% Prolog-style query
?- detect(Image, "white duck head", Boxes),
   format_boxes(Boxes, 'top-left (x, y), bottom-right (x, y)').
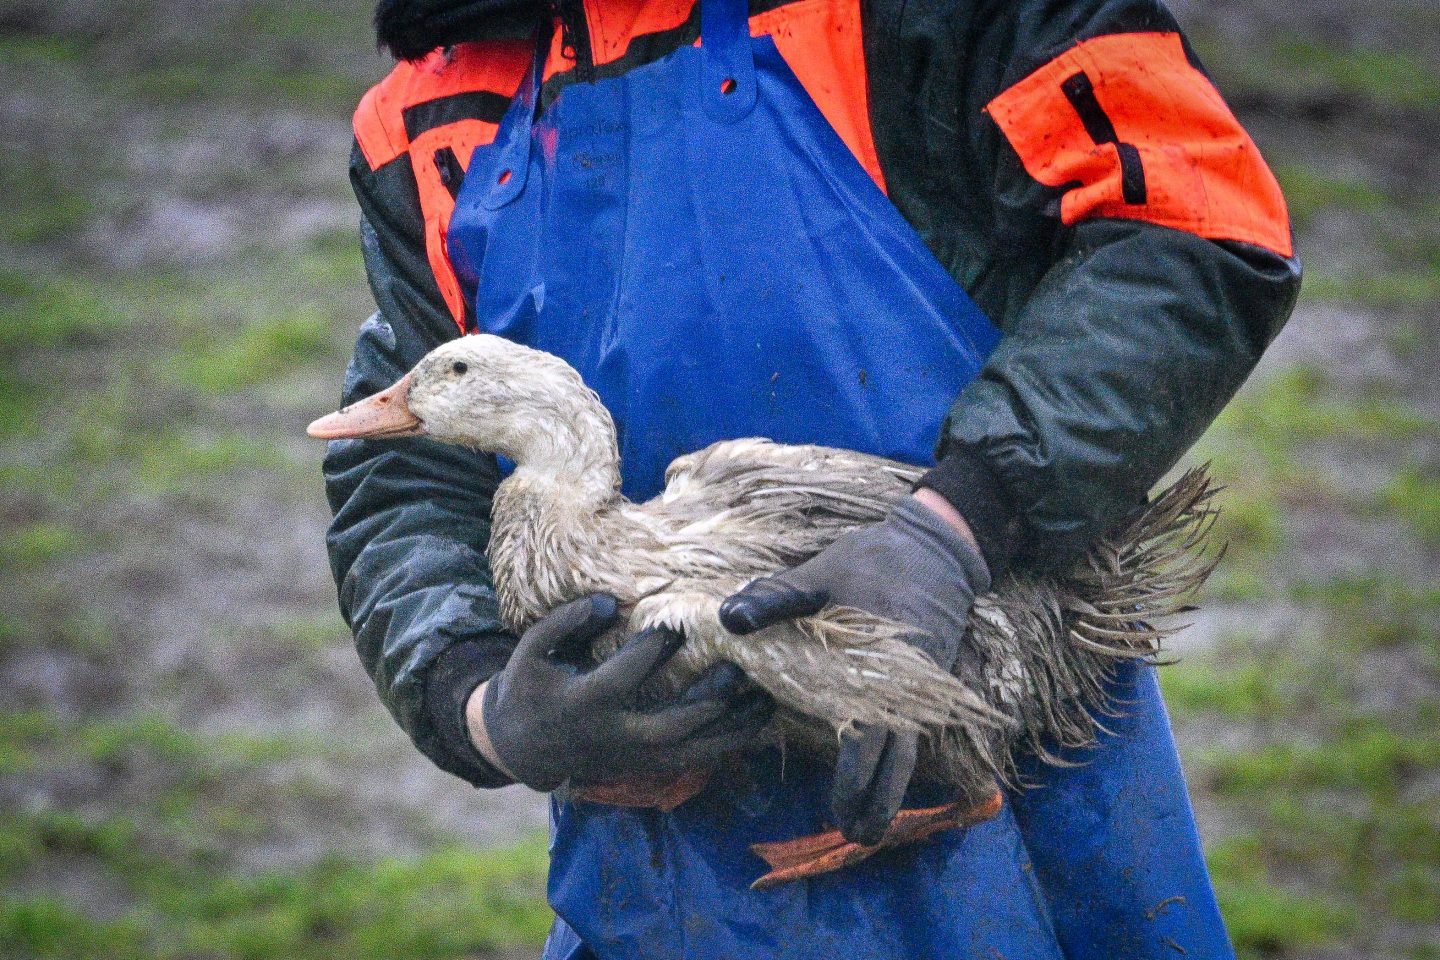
top-left (308, 335), bottom-right (621, 496)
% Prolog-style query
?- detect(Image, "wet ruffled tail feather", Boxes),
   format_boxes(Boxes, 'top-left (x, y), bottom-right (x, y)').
top-left (974, 466), bottom-right (1221, 783)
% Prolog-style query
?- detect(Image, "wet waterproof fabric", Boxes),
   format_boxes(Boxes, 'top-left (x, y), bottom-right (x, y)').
top-left (441, 0), bottom-right (1234, 954)
top-left (447, 8), bottom-right (999, 498)
top-left (328, 0), bottom-right (1304, 789)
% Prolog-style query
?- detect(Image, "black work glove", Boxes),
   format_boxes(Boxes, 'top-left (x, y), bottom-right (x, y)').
top-left (719, 496), bottom-right (990, 844)
top-left (482, 594), bottom-right (774, 792)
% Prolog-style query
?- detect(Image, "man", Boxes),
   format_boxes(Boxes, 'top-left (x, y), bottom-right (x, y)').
top-left (323, 0), bottom-right (1299, 956)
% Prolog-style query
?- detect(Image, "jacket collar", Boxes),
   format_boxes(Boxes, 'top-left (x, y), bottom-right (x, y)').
top-left (375, 0), bottom-right (546, 60)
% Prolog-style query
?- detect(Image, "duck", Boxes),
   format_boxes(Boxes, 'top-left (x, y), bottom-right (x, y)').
top-left (309, 334), bottom-right (1217, 887)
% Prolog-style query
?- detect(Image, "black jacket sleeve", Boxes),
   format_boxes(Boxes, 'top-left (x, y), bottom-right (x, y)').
top-left (930, 223), bottom-right (1299, 570)
top-left (323, 143), bottom-right (515, 787)
top-left (907, 0), bottom-right (1302, 571)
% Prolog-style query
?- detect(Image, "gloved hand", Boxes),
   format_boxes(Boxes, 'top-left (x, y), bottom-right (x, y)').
top-left (477, 594), bottom-right (774, 792)
top-left (719, 494), bottom-right (990, 844)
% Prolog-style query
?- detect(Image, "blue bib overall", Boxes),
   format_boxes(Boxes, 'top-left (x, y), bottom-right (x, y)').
top-left (446, 1), bottom-right (1234, 955)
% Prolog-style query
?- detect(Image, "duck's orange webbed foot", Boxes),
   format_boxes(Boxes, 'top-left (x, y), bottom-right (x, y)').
top-left (571, 767), bottom-right (712, 812)
top-left (748, 790), bottom-right (1004, 890)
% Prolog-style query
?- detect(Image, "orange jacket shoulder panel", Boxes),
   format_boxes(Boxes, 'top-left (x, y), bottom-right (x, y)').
top-left (353, 41), bottom-right (534, 170)
top-left (353, 41), bottom-right (535, 331)
top-left (986, 32), bottom-right (1292, 256)
top-left (751, 0), bottom-right (885, 192)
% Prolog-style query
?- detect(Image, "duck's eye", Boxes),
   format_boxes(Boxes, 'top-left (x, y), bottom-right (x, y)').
top-left (452, 361), bottom-right (468, 375)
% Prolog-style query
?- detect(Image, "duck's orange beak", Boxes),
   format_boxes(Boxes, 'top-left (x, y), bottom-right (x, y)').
top-left (306, 372), bottom-right (426, 440)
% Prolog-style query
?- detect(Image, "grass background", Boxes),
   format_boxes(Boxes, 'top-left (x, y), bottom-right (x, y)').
top-left (0, 0), bottom-right (1435, 957)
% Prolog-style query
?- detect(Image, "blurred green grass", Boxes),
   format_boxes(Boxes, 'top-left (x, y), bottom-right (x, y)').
top-left (0, 237), bottom-right (361, 501)
top-left (1193, 27), bottom-right (1440, 113)
top-left (1, 2), bottom-right (1437, 958)
top-left (0, 709), bottom-right (554, 958)
top-left (1172, 355), bottom-right (1438, 957)
top-left (1268, 42), bottom-right (1440, 110)
top-left (1, 838), bottom-right (552, 960)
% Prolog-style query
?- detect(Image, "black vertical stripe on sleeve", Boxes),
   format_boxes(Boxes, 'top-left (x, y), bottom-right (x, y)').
top-left (1060, 71), bottom-right (1148, 205)
top-left (1114, 142), bottom-right (1147, 206)
top-left (1060, 71), bottom-right (1118, 143)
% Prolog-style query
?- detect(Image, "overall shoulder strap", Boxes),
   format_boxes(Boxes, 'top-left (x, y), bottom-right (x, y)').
top-left (699, 0), bottom-right (758, 122)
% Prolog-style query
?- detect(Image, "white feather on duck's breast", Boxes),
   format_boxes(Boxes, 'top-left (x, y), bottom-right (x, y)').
top-left (309, 334), bottom-right (1219, 797)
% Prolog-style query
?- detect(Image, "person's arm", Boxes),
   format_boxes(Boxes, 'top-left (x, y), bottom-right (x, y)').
top-left (728, 0), bottom-right (1301, 839)
top-left (912, 0), bottom-right (1302, 573)
top-left (325, 140), bottom-right (516, 787)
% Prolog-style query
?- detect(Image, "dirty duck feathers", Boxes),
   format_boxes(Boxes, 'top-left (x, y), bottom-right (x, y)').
top-left (309, 334), bottom-right (1218, 794)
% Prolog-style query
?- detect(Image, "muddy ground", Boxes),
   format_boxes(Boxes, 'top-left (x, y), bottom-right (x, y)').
top-left (0, 0), bottom-right (1435, 957)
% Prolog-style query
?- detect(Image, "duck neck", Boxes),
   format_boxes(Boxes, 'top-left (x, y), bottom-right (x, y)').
top-left (507, 400), bottom-right (623, 507)
top-left (490, 403), bottom-right (624, 631)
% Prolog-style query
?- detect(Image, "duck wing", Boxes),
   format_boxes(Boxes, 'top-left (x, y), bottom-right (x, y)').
top-left (653, 437), bottom-right (921, 533)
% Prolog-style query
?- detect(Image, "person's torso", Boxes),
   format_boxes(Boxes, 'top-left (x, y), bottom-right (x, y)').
top-left (349, 3), bottom-right (1240, 956)
top-left (431, 1), bottom-right (1037, 951)
top-left (351, 0), bottom-right (1059, 338)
